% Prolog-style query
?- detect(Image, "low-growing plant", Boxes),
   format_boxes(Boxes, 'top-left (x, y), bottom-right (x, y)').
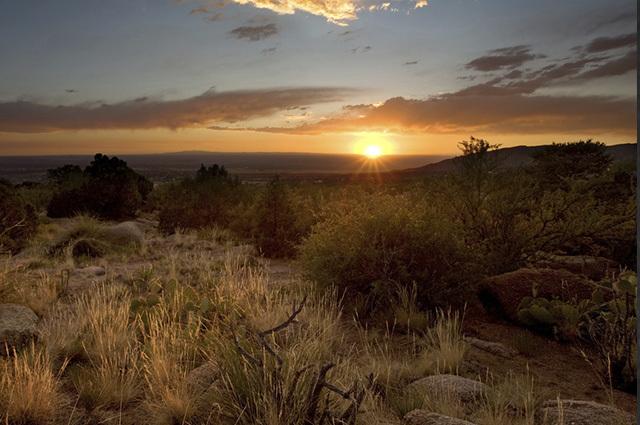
top-left (0, 344), bottom-right (67, 425)
top-left (300, 192), bottom-right (469, 318)
top-left (0, 180), bottom-right (38, 254)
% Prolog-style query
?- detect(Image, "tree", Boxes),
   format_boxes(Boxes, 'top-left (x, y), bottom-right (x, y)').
top-left (253, 176), bottom-right (299, 258)
top-left (47, 154), bottom-right (152, 220)
top-left (532, 140), bottom-right (612, 186)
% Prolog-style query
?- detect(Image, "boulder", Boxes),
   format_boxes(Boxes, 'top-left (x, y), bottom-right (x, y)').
top-left (533, 255), bottom-right (619, 281)
top-left (74, 265), bottom-right (106, 276)
top-left (0, 303), bottom-right (39, 352)
top-left (536, 399), bottom-right (634, 425)
top-left (406, 375), bottom-right (487, 404)
top-left (404, 410), bottom-right (477, 425)
top-left (464, 337), bottom-right (517, 359)
top-left (186, 361), bottom-right (220, 395)
top-left (478, 268), bottom-right (592, 321)
top-left (101, 222), bottom-right (144, 247)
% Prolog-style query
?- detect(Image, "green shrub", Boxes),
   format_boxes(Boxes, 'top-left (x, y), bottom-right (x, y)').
top-left (251, 177), bottom-right (304, 258)
top-left (0, 180), bottom-right (38, 254)
top-left (517, 296), bottom-right (591, 340)
top-left (300, 193), bottom-right (469, 317)
top-left (158, 164), bottom-right (242, 234)
top-left (583, 271), bottom-right (637, 393)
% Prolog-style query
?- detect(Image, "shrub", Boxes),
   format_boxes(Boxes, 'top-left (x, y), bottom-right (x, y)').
top-left (158, 164), bottom-right (241, 234)
top-left (531, 139), bottom-right (612, 186)
top-left (300, 193), bottom-right (468, 317)
top-left (252, 177), bottom-right (303, 258)
top-left (0, 180), bottom-right (38, 254)
top-left (582, 271), bottom-right (637, 393)
top-left (46, 153), bottom-right (152, 220)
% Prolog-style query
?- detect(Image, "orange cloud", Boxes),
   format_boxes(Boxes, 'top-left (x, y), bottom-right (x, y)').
top-left (0, 87), bottom-right (356, 133)
top-left (225, 94), bottom-right (635, 136)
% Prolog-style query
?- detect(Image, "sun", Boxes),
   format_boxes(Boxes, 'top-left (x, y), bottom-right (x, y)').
top-left (363, 144), bottom-right (383, 159)
top-left (354, 132), bottom-right (393, 159)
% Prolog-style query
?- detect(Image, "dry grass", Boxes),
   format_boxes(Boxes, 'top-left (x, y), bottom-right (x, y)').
top-left (417, 309), bottom-right (467, 375)
top-left (0, 224), bottom-right (564, 425)
top-left (0, 344), bottom-right (67, 425)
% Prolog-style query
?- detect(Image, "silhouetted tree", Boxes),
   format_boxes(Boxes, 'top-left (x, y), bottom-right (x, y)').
top-left (47, 154), bottom-right (152, 220)
top-left (532, 140), bottom-right (612, 186)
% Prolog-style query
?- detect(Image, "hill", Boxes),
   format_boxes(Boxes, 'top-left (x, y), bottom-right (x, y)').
top-left (400, 143), bottom-right (636, 175)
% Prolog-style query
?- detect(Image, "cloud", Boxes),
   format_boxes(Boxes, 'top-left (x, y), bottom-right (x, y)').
top-left (578, 49), bottom-right (637, 79)
top-left (465, 45), bottom-right (539, 72)
top-left (0, 87), bottom-right (357, 133)
top-left (238, 93), bottom-right (634, 136)
top-left (229, 23), bottom-right (278, 41)
top-left (261, 46), bottom-right (277, 55)
top-left (230, 0), bottom-right (358, 25)
top-left (583, 32), bottom-right (636, 53)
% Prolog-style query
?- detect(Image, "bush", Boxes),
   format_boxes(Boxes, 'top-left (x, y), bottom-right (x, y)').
top-left (0, 180), bottom-right (38, 254)
top-left (158, 164), bottom-right (241, 234)
top-left (300, 193), bottom-right (468, 317)
top-left (252, 177), bottom-right (303, 258)
top-left (46, 154), bottom-right (152, 220)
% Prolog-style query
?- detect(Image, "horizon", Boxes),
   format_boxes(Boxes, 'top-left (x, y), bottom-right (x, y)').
top-left (0, 1), bottom-right (636, 155)
top-left (0, 141), bottom-right (636, 159)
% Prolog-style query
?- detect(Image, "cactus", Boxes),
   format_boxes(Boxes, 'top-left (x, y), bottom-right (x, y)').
top-left (517, 296), bottom-right (590, 340)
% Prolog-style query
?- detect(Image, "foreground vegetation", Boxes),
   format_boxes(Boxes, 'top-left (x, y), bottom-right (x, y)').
top-left (0, 139), bottom-right (636, 424)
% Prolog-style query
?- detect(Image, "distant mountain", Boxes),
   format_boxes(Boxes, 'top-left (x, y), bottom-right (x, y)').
top-left (401, 143), bottom-right (636, 175)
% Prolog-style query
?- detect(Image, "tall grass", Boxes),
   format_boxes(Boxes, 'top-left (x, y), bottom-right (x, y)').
top-left (0, 344), bottom-right (67, 425)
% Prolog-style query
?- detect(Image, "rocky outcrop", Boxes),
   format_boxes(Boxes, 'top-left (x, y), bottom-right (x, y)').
top-left (101, 222), bottom-right (144, 247)
top-left (536, 399), bottom-right (635, 425)
top-left (464, 337), bottom-right (517, 358)
top-left (478, 268), bottom-right (592, 321)
top-left (0, 303), bottom-right (39, 352)
top-left (533, 255), bottom-right (619, 281)
top-left (404, 410), bottom-right (477, 425)
top-left (406, 375), bottom-right (487, 404)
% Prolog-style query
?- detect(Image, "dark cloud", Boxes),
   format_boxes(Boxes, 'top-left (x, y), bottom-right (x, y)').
top-left (229, 24), bottom-right (278, 41)
top-left (0, 87), bottom-right (357, 133)
top-left (584, 33), bottom-right (636, 53)
top-left (578, 49), bottom-right (637, 79)
top-left (261, 47), bottom-right (277, 55)
top-left (351, 45), bottom-right (372, 54)
top-left (465, 45), bottom-right (539, 72)
top-left (206, 12), bottom-right (223, 22)
top-left (189, 6), bottom-right (210, 15)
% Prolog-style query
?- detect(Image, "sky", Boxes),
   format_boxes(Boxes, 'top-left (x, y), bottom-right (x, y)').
top-left (0, 0), bottom-right (636, 155)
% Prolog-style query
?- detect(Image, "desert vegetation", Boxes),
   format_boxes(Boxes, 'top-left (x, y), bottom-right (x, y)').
top-left (0, 140), bottom-right (636, 425)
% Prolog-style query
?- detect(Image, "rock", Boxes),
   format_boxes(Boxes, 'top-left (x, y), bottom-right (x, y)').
top-left (404, 410), bottom-right (477, 425)
top-left (533, 255), bottom-right (619, 281)
top-left (186, 361), bottom-right (220, 395)
top-left (478, 268), bottom-right (593, 321)
top-left (536, 399), bottom-right (634, 425)
top-left (101, 222), bottom-right (144, 247)
top-left (74, 265), bottom-right (106, 276)
top-left (71, 238), bottom-right (105, 258)
top-left (464, 337), bottom-right (517, 359)
top-left (0, 304), bottom-right (39, 352)
top-left (406, 375), bottom-right (487, 405)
